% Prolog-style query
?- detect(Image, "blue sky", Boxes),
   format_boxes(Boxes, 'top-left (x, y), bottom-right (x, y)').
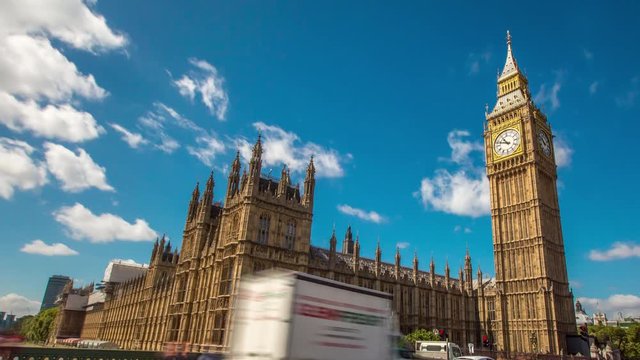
top-left (1, 1), bottom-right (639, 318)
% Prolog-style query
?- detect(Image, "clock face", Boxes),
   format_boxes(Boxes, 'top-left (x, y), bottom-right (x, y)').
top-left (538, 131), bottom-right (551, 157)
top-left (494, 128), bottom-right (521, 157)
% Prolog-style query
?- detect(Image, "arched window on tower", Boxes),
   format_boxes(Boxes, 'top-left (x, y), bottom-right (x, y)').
top-left (284, 220), bottom-right (296, 250)
top-left (258, 214), bottom-right (270, 244)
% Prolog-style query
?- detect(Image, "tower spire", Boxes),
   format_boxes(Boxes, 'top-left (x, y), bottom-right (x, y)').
top-left (500, 30), bottom-right (520, 80)
top-left (302, 156), bottom-right (316, 208)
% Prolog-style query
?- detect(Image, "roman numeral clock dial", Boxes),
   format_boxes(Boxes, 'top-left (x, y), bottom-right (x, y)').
top-left (493, 128), bottom-right (521, 157)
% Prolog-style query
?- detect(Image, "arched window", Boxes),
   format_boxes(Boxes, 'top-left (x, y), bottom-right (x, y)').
top-left (258, 214), bottom-right (270, 244)
top-left (284, 220), bottom-right (296, 250)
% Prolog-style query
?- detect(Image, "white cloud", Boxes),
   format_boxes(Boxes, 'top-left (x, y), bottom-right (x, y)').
top-left (0, 92), bottom-right (104, 142)
top-left (0, 34), bottom-right (106, 102)
top-left (446, 130), bottom-right (484, 165)
top-left (0, 1), bottom-right (125, 144)
top-left (589, 81), bottom-right (598, 95)
top-left (418, 170), bottom-right (490, 218)
top-left (397, 242), bottom-right (410, 249)
top-left (0, 293), bottom-right (40, 317)
top-left (109, 123), bottom-right (148, 148)
top-left (53, 203), bottom-right (157, 243)
top-left (337, 204), bottom-right (386, 224)
top-left (235, 122), bottom-right (347, 178)
top-left (578, 294), bottom-right (640, 317)
top-left (0, 137), bottom-right (47, 199)
top-left (0, 0), bottom-right (127, 52)
top-left (187, 134), bottom-right (226, 167)
top-left (535, 81), bottom-right (562, 110)
top-left (417, 129), bottom-right (489, 218)
top-left (111, 258), bottom-right (148, 267)
top-left (173, 58), bottom-right (229, 121)
top-left (44, 142), bottom-right (114, 192)
top-left (583, 49), bottom-right (593, 60)
top-left (588, 242), bottom-right (640, 261)
top-left (553, 137), bottom-right (573, 168)
top-left (20, 239), bottom-right (78, 256)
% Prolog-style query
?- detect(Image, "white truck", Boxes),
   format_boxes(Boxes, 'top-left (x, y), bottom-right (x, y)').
top-left (414, 341), bottom-right (463, 360)
top-left (229, 270), bottom-right (397, 360)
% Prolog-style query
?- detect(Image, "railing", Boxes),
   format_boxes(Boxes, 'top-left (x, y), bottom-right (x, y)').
top-left (0, 346), bottom-right (222, 360)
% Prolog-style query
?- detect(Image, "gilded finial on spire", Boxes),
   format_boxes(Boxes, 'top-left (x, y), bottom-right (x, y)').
top-left (506, 30), bottom-right (512, 46)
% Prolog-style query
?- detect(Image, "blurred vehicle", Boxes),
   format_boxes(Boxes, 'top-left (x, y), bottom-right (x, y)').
top-left (0, 334), bottom-right (24, 344)
top-left (230, 270), bottom-right (395, 360)
top-left (413, 340), bottom-right (463, 360)
top-left (457, 356), bottom-right (495, 360)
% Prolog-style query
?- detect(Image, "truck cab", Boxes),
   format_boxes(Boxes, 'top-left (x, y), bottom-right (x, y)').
top-left (414, 341), bottom-right (463, 360)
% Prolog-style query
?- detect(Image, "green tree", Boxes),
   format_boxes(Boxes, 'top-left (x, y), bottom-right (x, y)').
top-left (21, 307), bottom-right (58, 343)
top-left (404, 328), bottom-right (440, 348)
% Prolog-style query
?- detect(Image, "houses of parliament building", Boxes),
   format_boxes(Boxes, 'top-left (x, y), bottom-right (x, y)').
top-left (58, 33), bottom-right (577, 355)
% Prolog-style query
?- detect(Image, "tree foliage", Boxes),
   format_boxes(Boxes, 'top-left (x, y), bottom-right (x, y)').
top-left (404, 328), bottom-right (440, 346)
top-left (20, 307), bottom-right (58, 343)
top-left (588, 324), bottom-right (640, 359)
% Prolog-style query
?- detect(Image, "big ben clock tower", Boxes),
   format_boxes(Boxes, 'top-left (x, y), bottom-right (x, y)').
top-left (484, 32), bottom-right (576, 355)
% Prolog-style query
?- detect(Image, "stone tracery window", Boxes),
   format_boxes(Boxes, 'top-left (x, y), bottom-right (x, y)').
top-left (258, 214), bottom-right (270, 244)
top-left (284, 220), bottom-right (296, 250)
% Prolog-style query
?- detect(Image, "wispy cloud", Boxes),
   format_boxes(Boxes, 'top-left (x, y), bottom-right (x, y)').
top-left (589, 81), bottom-right (599, 95)
top-left (173, 58), bottom-right (229, 121)
top-left (467, 51), bottom-right (492, 75)
top-left (583, 49), bottom-right (593, 60)
top-left (397, 242), bottom-right (410, 249)
top-left (337, 204), bottom-right (386, 224)
top-left (21, 239), bottom-right (78, 256)
top-left (454, 225), bottom-right (472, 234)
top-left (589, 242), bottom-right (640, 261)
top-left (109, 123), bottom-right (148, 148)
top-left (615, 77), bottom-right (639, 108)
top-left (553, 136), bottom-right (574, 168)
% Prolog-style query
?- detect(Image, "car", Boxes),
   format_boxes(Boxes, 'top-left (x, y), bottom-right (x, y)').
top-left (457, 356), bottom-right (495, 360)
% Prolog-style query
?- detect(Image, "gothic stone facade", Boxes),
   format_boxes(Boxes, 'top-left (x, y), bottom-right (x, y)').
top-left (77, 33), bottom-right (575, 355)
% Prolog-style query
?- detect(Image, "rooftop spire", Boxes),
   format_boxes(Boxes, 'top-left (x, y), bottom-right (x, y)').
top-left (500, 30), bottom-right (520, 80)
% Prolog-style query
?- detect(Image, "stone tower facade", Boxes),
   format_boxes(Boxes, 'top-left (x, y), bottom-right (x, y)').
top-left (482, 32), bottom-right (576, 354)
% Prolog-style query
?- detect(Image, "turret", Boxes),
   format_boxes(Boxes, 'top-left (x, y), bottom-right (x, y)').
top-left (246, 135), bottom-right (263, 195)
top-left (302, 156), bottom-right (316, 208)
top-left (445, 260), bottom-right (451, 288)
top-left (197, 172), bottom-right (214, 222)
top-left (413, 251), bottom-right (419, 284)
top-left (226, 151), bottom-right (241, 201)
top-left (395, 246), bottom-right (401, 279)
top-left (459, 267), bottom-right (465, 289)
top-left (277, 164), bottom-right (290, 198)
top-left (477, 266), bottom-right (484, 295)
top-left (353, 235), bottom-right (360, 275)
top-left (150, 238), bottom-right (160, 264)
top-left (430, 257), bottom-right (436, 286)
top-left (375, 239), bottom-right (381, 277)
top-left (329, 227), bottom-right (337, 253)
top-left (342, 225), bottom-right (354, 255)
top-left (187, 182), bottom-right (200, 222)
top-left (464, 249), bottom-right (473, 291)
